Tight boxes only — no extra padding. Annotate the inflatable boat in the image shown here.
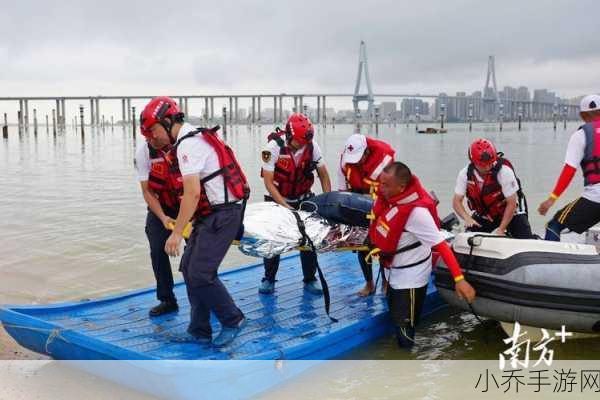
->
[434,233,600,333]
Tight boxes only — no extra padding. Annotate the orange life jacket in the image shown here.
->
[368,176,440,268]
[342,137,395,195]
[147,144,183,212]
[465,157,525,222]
[175,127,250,217]
[261,130,316,199]
[580,120,600,186]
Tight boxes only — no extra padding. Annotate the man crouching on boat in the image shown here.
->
[452,138,534,238]
[141,97,249,347]
[368,162,476,349]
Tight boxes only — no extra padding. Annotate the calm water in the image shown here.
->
[0,121,596,360]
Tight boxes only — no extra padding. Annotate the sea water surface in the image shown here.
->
[0,121,596,364]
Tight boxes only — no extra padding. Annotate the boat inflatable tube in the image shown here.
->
[300,191,373,228]
[434,233,600,333]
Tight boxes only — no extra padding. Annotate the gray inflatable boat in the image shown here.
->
[434,233,600,333]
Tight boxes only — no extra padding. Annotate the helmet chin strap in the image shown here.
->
[159,119,175,144]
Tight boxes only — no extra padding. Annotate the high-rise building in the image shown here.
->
[517,86,531,102]
[454,92,469,121]
[499,86,517,118]
[401,98,429,120]
[379,102,397,120]
[434,93,449,120]
[470,91,482,121]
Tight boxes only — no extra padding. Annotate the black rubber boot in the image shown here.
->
[395,325,416,349]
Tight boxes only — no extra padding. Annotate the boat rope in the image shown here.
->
[464,234,513,342]
[1,323,70,354]
[465,235,486,326]
[290,210,338,323]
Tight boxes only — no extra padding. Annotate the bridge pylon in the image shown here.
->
[352,41,375,121]
[482,55,501,121]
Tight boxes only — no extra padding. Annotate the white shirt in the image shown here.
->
[176,123,235,205]
[454,163,524,213]
[261,139,325,197]
[261,139,324,172]
[384,207,445,290]
[134,143,151,182]
[564,128,600,203]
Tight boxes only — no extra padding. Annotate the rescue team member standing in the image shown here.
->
[453,138,534,238]
[136,97,192,317]
[369,162,476,348]
[539,94,600,240]
[141,97,249,347]
[259,113,332,294]
[338,134,395,296]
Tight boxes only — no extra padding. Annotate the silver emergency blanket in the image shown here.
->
[238,202,368,258]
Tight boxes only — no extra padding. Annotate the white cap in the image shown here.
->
[342,134,368,164]
[580,94,600,113]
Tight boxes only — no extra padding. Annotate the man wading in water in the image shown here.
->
[368,162,476,348]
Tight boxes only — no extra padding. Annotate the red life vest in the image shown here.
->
[260,131,316,199]
[580,120,600,186]
[368,176,440,268]
[342,137,395,195]
[147,144,183,212]
[465,157,523,222]
[175,127,250,217]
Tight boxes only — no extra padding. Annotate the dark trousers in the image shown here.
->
[179,206,244,338]
[145,211,176,304]
[357,250,373,282]
[545,197,600,241]
[387,284,428,348]
[468,213,535,239]
[262,195,317,283]
[263,251,318,283]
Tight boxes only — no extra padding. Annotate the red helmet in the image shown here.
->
[140,96,183,138]
[285,113,314,146]
[469,138,498,169]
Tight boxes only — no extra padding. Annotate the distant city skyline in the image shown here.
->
[2,1,599,120]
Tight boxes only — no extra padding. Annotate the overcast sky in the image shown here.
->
[1,0,598,104]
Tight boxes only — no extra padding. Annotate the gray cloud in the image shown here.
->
[0,0,598,98]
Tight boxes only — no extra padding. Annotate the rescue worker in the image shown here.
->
[141,96,249,347]
[539,94,600,240]
[259,113,332,294]
[136,97,185,317]
[338,133,395,296]
[368,162,476,348]
[452,138,534,238]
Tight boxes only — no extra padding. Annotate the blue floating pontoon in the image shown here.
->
[0,252,446,399]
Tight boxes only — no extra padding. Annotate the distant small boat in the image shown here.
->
[418,127,447,134]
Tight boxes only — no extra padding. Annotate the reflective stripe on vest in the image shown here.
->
[342,138,395,194]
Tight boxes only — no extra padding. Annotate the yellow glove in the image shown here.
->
[167,222,193,239]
